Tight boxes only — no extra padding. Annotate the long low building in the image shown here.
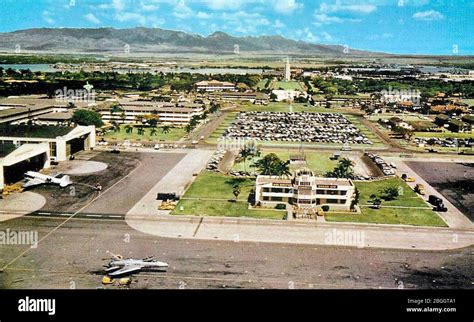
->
[195,80,236,92]
[0,125,96,161]
[99,101,204,125]
[208,92,269,104]
[255,169,355,211]
[0,97,93,124]
[0,142,50,190]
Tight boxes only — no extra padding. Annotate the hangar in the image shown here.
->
[0,143,50,190]
[0,125,96,162]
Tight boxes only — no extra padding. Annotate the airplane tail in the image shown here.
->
[59,175,72,188]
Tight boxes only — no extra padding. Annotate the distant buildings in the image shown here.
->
[271,89,303,102]
[195,80,236,92]
[255,169,355,211]
[208,92,269,104]
[0,97,91,125]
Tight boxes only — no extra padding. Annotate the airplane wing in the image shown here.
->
[108,265,142,277]
[23,178,45,188]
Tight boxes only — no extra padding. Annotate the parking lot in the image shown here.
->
[406,161,474,222]
[224,112,372,144]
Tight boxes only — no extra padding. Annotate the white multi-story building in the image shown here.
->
[99,101,204,126]
[255,169,355,211]
[195,80,236,92]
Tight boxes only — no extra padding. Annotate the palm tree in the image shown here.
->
[112,121,120,133]
[120,112,126,124]
[150,128,158,136]
[125,125,133,134]
[239,147,253,172]
[161,125,171,134]
[137,127,145,136]
[232,184,241,201]
[274,161,292,178]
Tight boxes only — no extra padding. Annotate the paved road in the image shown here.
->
[0,217,472,289]
[127,214,474,251]
[80,153,185,215]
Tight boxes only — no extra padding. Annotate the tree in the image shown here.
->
[350,187,360,211]
[148,118,159,128]
[137,127,145,136]
[253,153,291,177]
[369,194,382,209]
[239,146,256,172]
[150,128,158,136]
[125,124,133,134]
[161,125,171,134]
[232,184,241,200]
[326,158,354,179]
[381,187,399,201]
[71,109,103,127]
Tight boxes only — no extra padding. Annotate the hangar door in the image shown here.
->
[66,134,89,157]
[3,153,47,185]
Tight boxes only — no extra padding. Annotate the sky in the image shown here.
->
[0,0,473,55]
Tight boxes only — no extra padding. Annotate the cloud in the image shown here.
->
[115,12,147,25]
[204,0,243,10]
[220,11,270,34]
[173,1,194,19]
[313,13,360,26]
[140,2,159,12]
[42,11,55,25]
[273,0,303,14]
[273,19,285,29]
[368,33,393,40]
[413,10,444,21]
[319,2,377,14]
[98,0,125,11]
[295,27,319,43]
[321,31,333,41]
[84,13,101,24]
[196,11,212,19]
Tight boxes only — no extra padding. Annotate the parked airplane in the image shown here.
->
[105,256,169,277]
[23,171,72,189]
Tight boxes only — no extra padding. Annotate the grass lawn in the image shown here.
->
[172,171,285,220]
[273,81,306,91]
[344,115,385,148]
[104,125,186,142]
[414,131,474,139]
[236,102,333,113]
[206,112,238,144]
[325,177,447,227]
[233,150,338,176]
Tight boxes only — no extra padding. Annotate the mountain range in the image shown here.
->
[0,27,378,56]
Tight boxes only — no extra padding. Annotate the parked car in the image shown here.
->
[414,184,425,195]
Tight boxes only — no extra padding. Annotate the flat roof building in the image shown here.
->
[98,100,204,125]
[0,142,50,190]
[195,80,236,92]
[0,124,96,162]
[255,169,355,212]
